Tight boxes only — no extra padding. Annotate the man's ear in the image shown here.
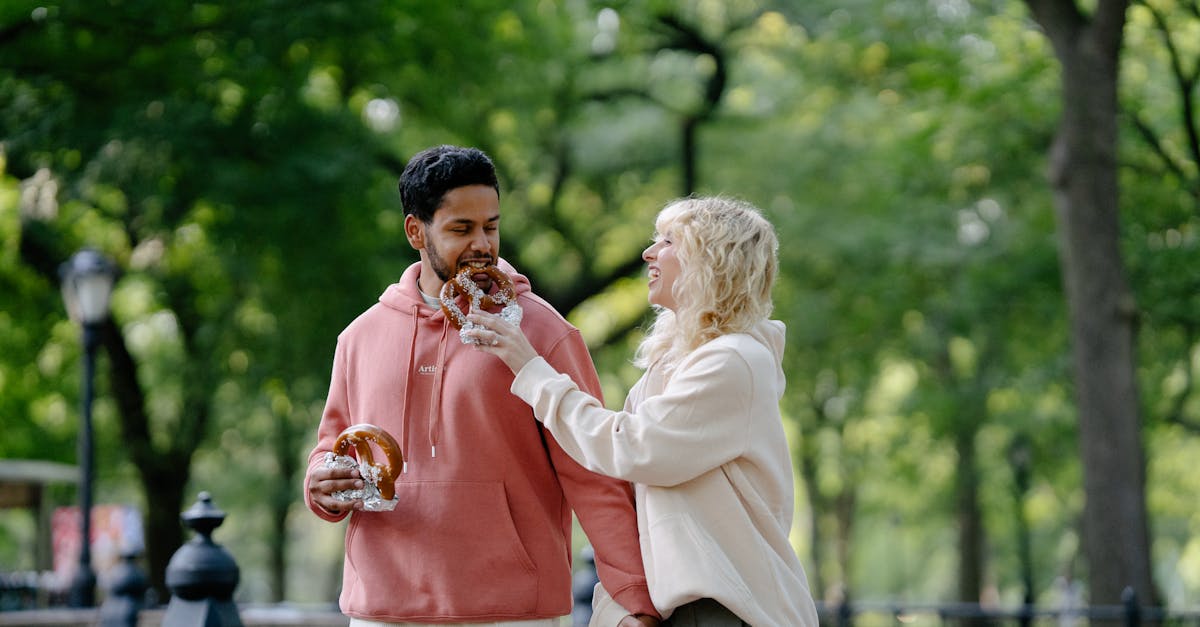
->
[404,214,425,250]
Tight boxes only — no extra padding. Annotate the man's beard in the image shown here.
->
[426,237,457,283]
[426,238,494,289]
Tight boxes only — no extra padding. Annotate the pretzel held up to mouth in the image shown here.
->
[439,265,523,340]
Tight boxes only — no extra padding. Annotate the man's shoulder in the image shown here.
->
[516,292,587,351]
[516,291,574,328]
[337,301,395,339]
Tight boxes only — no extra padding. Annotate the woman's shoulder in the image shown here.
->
[677,333,779,385]
[679,333,765,374]
[698,332,772,358]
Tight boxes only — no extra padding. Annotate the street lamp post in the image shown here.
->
[60,248,117,608]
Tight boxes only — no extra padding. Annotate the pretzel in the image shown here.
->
[439,265,523,337]
[333,424,403,501]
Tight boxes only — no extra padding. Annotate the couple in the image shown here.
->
[304,145,819,627]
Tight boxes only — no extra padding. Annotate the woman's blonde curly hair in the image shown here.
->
[634,196,778,374]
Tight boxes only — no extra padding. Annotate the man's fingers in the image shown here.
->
[309,462,365,514]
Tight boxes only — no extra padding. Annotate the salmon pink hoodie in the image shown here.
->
[304,259,654,624]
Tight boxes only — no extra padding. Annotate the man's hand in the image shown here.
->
[308,463,363,514]
[618,615,660,627]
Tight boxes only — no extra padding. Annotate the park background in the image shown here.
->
[2,0,1200,620]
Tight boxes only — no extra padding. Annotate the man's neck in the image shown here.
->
[418,289,441,309]
[416,264,444,298]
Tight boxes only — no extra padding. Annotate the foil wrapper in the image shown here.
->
[457,303,524,345]
[323,452,398,512]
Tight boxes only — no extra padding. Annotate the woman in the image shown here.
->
[465,196,819,627]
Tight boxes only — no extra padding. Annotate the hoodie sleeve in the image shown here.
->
[538,329,658,621]
[512,342,753,488]
[303,334,352,523]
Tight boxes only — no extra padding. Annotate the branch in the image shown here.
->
[16,219,64,281]
[558,253,648,316]
[536,137,575,248]
[1162,322,1195,420]
[159,272,220,458]
[102,316,155,467]
[655,14,728,120]
[583,86,661,107]
[1167,413,1200,433]
[0,15,39,47]
[18,216,160,470]
[1136,0,1200,180]
[1125,110,1200,199]
[586,307,653,354]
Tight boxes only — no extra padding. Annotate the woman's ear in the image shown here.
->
[404,214,425,250]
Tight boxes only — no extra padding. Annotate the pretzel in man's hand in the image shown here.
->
[325,423,403,511]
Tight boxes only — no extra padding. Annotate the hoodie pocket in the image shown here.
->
[344,480,539,618]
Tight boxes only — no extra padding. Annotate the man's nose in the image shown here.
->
[470,230,490,251]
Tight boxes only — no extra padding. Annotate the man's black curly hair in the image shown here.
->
[398,145,500,223]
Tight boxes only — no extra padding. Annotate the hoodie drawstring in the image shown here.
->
[427,319,451,460]
[398,305,419,474]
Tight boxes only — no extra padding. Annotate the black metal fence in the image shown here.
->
[816,591,1200,627]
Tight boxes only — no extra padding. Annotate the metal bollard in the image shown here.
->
[838,597,853,627]
[161,492,243,627]
[99,549,147,627]
[1122,587,1140,627]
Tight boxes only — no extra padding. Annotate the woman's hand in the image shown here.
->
[463,312,539,374]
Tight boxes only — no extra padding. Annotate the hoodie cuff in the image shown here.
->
[510,356,559,417]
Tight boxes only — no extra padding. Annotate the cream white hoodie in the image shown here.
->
[511,319,819,627]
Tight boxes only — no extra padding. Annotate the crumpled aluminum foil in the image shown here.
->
[457,303,524,345]
[323,452,398,512]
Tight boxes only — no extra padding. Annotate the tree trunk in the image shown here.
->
[143,469,187,603]
[798,451,826,600]
[834,489,855,603]
[102,298,221,604]
[1023,0,1157,606]
[932,316,990,608]
[269,502,288,602]
[269,407,303,602]
[954,428,985,605]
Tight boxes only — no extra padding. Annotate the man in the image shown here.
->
[304,145,659,627]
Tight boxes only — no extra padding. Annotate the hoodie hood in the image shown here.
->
[746,319,787,390]
[379,257,532,316]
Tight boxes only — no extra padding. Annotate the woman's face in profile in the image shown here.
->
[643,230,681,310]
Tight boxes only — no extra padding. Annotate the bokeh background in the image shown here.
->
[2,0,1200,618]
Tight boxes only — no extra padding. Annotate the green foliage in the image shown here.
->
[3,0,1200,611]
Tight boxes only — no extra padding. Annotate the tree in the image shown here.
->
[2,0,392,599]
[1123,0,1200,436]
[1021,0,1158,605]
[8,0,1200,608]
